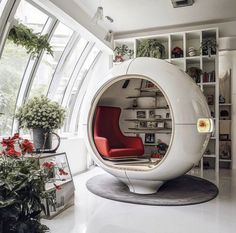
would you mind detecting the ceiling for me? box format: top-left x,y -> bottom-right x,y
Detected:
74,0 -> 236,35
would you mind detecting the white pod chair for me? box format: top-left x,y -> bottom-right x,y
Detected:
81,57 -> 212,194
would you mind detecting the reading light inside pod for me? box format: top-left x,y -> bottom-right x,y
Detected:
197,118 -> 214,133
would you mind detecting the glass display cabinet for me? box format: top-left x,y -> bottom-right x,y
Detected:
39,152 -> 75,219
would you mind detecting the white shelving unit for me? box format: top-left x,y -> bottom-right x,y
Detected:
114,28 -> 224,174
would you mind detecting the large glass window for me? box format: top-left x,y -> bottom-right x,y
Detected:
29,23 -> 73,98
64,46 -> 100,132
50,37 -> 88,103
0,0 -> 8,18
0,0 -> 49,136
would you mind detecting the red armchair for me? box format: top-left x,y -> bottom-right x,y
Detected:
94,106 -> 144,158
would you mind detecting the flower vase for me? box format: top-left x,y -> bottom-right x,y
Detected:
32,128 -> 52,151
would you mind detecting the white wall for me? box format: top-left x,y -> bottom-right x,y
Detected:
59,137 -> 88,175
115,20 -> 236,40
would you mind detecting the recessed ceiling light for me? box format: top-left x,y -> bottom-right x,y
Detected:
171,0 -> 194,8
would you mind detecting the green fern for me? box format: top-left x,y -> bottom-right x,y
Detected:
8,23 -> 53,58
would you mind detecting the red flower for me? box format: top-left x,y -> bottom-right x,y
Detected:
43,161 -> 55,169
1,138 -> 15,148
12,133 -> 20,140
59,168 -> 68,176
21,139 -> 34,153
6,148 -> 21,157
53,183 -> 62,190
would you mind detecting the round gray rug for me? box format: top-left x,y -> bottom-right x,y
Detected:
86,174 -> 218,206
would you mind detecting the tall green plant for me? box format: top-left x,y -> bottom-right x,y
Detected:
8,23 -> 53,58
136,39 -> 165,59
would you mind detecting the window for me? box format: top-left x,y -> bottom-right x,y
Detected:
64,46 -> 100,132
50,37 -> 88,103
0,0 -> 8,18
28,22 -> 73,98
0,0 -> 49,136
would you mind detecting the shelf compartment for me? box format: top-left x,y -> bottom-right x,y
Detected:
185,31 -> 201,57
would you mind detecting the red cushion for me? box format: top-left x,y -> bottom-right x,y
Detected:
109,148 -> 144,157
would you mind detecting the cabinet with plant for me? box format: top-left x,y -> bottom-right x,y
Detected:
114,28 -> 224,173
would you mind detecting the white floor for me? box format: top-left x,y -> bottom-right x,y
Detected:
43,167 -> 236,233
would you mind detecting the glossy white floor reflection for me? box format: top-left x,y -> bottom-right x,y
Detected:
43,167 -> 236,233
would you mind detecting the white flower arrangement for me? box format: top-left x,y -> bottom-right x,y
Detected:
16,95 -> 66,129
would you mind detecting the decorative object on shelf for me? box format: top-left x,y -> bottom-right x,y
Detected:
157,122 -> 165,129
171,46 -> 183,58
205,149 -> 211,155
166,112 -> 170,118
144,80 -> 155,88
186,67 -> 202,83
156,140 -> 168,155
8,21 -> 53,58
145,133 -> 155,143
139,121 -> 147,128
220,134 -> 229,141
16,95 -> 66,152
220,110 -> 229,119
219,142 -> 231,159
113,44 -> 134,62
188,47 -> 196,57
132,98 -> 138,108
147,121 -> 157,128
136,110 -> 146,119
155,114 -> 162,119
200,38 -> 217,57
219,95 -> 226,104
0,133 -> 55,233
136,39 -> 165,59
206,95 -> 214,105
149,110 -> 155,118
203,71 -> 215,82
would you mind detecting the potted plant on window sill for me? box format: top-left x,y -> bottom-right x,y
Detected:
15,95 -> 66,153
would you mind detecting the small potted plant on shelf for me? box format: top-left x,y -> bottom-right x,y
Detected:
113,44 -> 134,62
15,95 -> 66,152
136,39 -> 165,59
200,38 -> 217,57
8,20 -> 53,58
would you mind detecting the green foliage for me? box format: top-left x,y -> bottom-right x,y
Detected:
114,44 -> 134,58
200,38 -> 217,56
136,39 -> 165,59
8,23 -> 53,58
16,95 -> 66,130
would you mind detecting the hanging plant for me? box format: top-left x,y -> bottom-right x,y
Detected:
136,39 -> 165,59
8,22 -> 53,58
